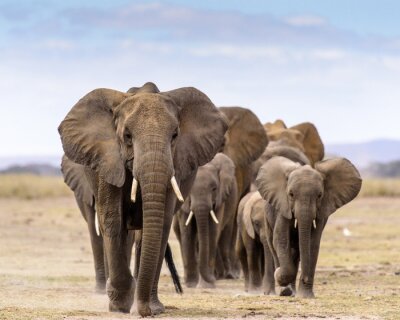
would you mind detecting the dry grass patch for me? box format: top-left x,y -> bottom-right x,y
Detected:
0,174 -> 71,199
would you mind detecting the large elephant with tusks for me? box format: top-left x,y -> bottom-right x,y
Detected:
58,82 -> 227,316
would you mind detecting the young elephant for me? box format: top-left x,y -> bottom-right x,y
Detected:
256,156 -> 362,298
173,153 -> 238,288
236,191 -> 275,294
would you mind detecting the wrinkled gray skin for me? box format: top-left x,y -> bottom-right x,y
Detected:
58,82 -> 227,316
236,191 -> 275,295
256,156 -> 362,298
173,153 -> 238,288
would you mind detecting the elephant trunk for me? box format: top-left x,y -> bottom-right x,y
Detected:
134,139 -> 173,316
195,208 -> 215,284
297,209 -> 313,289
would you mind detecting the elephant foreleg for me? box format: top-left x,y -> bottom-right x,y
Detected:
98,183 -> 134,313
273,216 -> 297,294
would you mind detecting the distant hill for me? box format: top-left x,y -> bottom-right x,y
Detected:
0,155 -> 61,171
326,139 -> 400,168
362,160 -> 400,178
0,163 -> 61,176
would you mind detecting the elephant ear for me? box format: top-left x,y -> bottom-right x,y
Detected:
220,107 -> 268,167
242,191 -> 263,239
58,89 -> 130,187
256,156 -> 300,219
163,88 -> 228,181
210,153 -> 236,206
290,122 -> 324,165
315,158 -> 362,218
61,155 -> 94,206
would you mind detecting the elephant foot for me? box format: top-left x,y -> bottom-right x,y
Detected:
197,276 -> 216,289
279,285 -> 294,297
297,287 -> 315,298
137,301 -> 152,317
185,281 -> 197,288
95,284 -> 106,294
150,296 -> 165,315
274,267 -> 296,288
263,286 -> 276,296
106,278 -> 135,313
247,286 -> 262,295
297,279 -> 315,298
95,279 -> 106,294
225,269 -> 239,279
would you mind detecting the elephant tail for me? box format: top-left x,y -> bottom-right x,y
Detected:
165,242 -> 183,294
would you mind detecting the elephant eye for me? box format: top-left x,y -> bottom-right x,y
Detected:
124,130 -> 132,145
318,192 -> 323,199
289,191 -> 294,198
171,129 -> 179,141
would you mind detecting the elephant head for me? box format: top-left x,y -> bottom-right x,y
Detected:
256,156 -> 361,297
58,83 -> 227,315
182,153 -> 236,285
241,191 -> 267,241
264,120 -> 324,165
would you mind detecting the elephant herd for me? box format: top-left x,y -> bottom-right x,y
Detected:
59,82 -> 362,317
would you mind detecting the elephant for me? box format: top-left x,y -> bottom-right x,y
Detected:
58,82 -> 227,316
173,153 -> 238,288
61,155 -> 182,294
218,107 -> 268,277
264,119 -> 324,165
236,191 -> 275,295
255,156 -> 362,298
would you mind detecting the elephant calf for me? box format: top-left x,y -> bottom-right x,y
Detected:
236,191 -> 275,295
256,156 -> 362,298
173,153 -> 238,288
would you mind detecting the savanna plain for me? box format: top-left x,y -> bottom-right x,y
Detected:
0,175 -> 399,319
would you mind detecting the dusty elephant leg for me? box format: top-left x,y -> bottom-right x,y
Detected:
262,240 -> 276,295
273,217 -> 297,290
236,234 -> 249,291
215,249 -> 225,279
297,221 -> 325,298
247,241 -> 262,292
177,216 -> 199,287
103,234 -> 135,313
98,185 -> 134,313
77,199 -> 106,293
218,224 -> 236,279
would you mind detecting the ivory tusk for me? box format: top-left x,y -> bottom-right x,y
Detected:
95,212 -> 100,236
294,219 -> 297,229
210,210 -> 219,224
171,176 -> 184,202
185,211 -> 194,226
131,178 -> 138,203
313,219 -> 317,229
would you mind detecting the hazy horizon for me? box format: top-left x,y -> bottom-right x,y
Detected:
1,1 -> 399,157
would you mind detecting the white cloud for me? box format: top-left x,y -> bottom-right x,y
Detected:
382,55 -> 400,71
284,15 -> 327,27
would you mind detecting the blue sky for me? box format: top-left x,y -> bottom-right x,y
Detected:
0,0 -> 399,156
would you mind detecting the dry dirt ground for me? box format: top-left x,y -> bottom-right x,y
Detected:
0,196 -> 399,319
